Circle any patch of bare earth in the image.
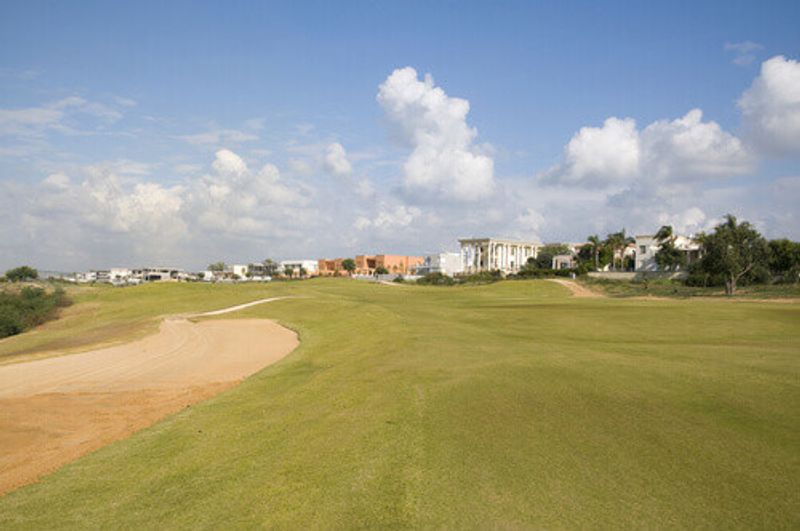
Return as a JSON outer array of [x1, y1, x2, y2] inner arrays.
[[546, 278, 604, 298], [0, 318, 298, 495]]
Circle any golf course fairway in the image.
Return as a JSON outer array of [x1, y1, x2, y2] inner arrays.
[[0, 279, 797, 528]]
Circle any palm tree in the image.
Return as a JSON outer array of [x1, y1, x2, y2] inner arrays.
[[606, 229, 634, 271], [654, 225, 673, 244], [587, 234, 602, 271], [262, 259, 279, 276]]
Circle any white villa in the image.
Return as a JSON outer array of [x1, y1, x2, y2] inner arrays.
[[459, 238, 540, 274], [415, 252, 464, 276], [280, 260, 318, 277], [634, 234, 701, 271]]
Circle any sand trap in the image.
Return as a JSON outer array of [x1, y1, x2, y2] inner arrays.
[[0, 317, 298, 495], [547, 278, 603, 298]]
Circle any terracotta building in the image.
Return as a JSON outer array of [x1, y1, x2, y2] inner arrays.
[[317, 258, 348, 277], [354, 254, 423, 275]]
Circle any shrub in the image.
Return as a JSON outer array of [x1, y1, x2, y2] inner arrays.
[[5, 266, 38, 282], [0, 286, 71, 339], [417, 272, 456, 286]]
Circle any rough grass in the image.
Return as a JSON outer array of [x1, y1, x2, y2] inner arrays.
[[0, 279, 798, 528], [582, 277, 800, 299]]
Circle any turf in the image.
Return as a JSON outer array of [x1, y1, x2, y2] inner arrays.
[[0, 279, 798, 528]]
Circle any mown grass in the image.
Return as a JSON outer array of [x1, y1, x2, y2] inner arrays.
[[0, 279, 798, 528]]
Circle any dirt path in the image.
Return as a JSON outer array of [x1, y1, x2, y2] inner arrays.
[[0, 314, 298, 495], [191, 296, 294, 316], [547, 278, 604, 298]]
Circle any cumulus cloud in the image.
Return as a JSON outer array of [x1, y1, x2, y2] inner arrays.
[[377, 66, 494, 201], [641, 109, 753, 179], [739, 55, 800, 155], [541, 117, 640, 186], [0, 148, 322, 269], [542, 109, 752, 187], [323, 142, 353, 177]]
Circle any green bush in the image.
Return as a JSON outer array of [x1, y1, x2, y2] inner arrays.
[[416, 272, 456, 286], [0, 286, 71, 339]]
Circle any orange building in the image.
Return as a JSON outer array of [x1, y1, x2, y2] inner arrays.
[[317, 258, 348, 277], [354, 254, 423, 275]]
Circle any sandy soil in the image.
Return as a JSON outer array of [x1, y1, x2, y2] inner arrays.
[[546, 278, 603, 298], [0, 317, 298, 495]]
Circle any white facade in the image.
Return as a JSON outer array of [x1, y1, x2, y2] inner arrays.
[[459, 238, 540, 274], [226, 264, 249, 279], [634, 234, 701, 271], [416, 252, 464, 276], [280, 260, 318, 276]]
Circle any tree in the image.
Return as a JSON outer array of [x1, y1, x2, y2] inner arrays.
[[768, 239, 800, 283], [586, 235, 602, 271], [299, 266, 308, 278], [605, 230, 634, 271], [283, 265, 295, 278], [375, 266, 389, 275], [533, 244, 571, 269], [341, 258, 356, 276], [262, 259, 280, 276], [5, 266, 38, 282], [654, 225, 686, 271], [208, 262, 225, 273], [696, 214, 769, 296]]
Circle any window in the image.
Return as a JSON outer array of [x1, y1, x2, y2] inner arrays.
[[639, 245, 646, 254]]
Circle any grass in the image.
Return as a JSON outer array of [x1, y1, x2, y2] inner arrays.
[[0, 279, 798, 528], [582, 276, 800, 299]]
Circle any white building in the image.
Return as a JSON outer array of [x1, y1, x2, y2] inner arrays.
[[138, 267, 185, 281], [459, 238, 540, 274], [226, 264, 249, 280], [415, 253, 464, 276], [634, 234, 701, 271], [280, 260, 318, 277]]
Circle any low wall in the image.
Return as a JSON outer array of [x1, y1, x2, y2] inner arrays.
[[587, 271, 688, 281]]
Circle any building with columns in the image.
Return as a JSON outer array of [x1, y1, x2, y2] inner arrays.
[[459, 238, 540, 274]]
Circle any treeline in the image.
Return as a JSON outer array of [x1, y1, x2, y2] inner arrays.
[[415, 215, 800, 295]]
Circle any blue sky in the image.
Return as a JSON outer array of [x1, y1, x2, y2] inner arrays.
[[1, 1, 799, 270]]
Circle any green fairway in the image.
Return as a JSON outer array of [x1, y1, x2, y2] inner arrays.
[[1, 279, 798, 528]]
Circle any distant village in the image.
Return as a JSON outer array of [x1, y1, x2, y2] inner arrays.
[[62, 230, 701, 286]]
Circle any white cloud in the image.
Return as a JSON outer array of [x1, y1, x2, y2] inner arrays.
[[354, 204, 421, 230], [377, 66, 495, 201], [0, 96, 124, 138], [739, 55, 800, 155], [641, 109, 753, 179], [514, 208, 545, 241], [323, 142, 353, 177], [355, 178, 375, 198], [724, 41, 763, 66], [211, 148, 248, 177], [42, 173, 71, 190], [542, 110, 752, 188], [541, 117, 640, 186], [177, 128, 259, 146]]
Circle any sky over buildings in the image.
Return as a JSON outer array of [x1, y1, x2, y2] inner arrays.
[[0, 0, 798, 270]]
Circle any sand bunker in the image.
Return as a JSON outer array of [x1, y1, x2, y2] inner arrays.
[[0, 317, 298, 495]]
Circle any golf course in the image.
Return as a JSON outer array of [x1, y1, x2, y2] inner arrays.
[[0, 279, 798, 528]]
